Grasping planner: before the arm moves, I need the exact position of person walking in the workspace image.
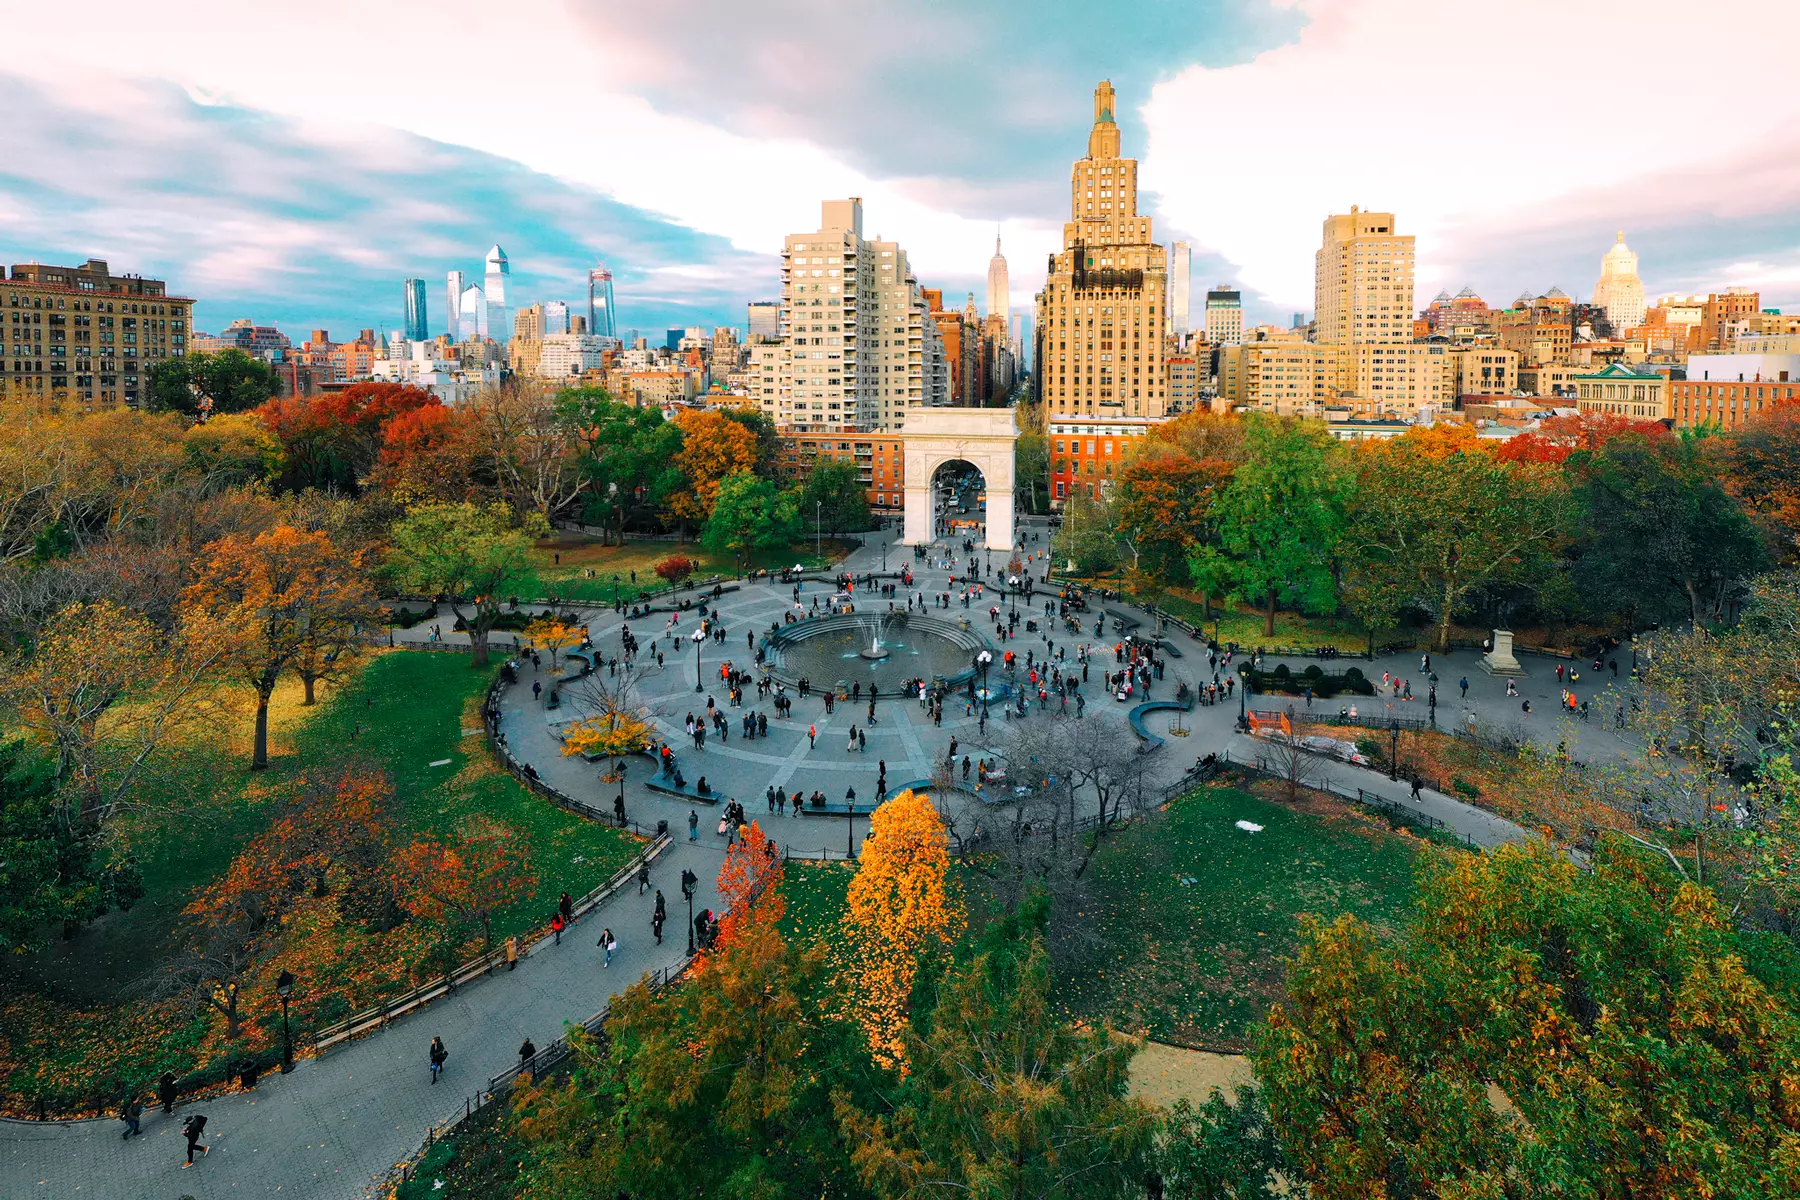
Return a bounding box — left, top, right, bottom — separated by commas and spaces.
599, 926, 617, 967
518, 1038, 536, 1068
1459, 676, 1469, 701
688, 808, 699, 841
119, 1095, 143, 1139
181, 1113, 208, 1166
808, 723, 817, 748
1411, 774, 1423, 802
551, 911, 565, 944
429, 1036, 448, 1084
505, 935, 519, 971
558, 891, 573, 927
637, 862, 651, 894
157, 1071, 177, 1115
653, 889, 667, 945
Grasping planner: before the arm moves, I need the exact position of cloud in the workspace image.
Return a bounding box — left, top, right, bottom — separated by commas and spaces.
0, 73, 770, 339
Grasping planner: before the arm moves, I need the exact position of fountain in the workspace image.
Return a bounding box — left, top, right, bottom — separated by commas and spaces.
859, 615, 892, 660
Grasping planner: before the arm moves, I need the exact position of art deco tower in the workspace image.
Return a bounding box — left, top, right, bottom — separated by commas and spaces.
1034, 81, 1169, 418
1592, 231, 1646, 334
986, 230, 1009, 320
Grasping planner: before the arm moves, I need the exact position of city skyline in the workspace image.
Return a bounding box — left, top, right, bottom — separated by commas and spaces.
4, 1, 1799, 340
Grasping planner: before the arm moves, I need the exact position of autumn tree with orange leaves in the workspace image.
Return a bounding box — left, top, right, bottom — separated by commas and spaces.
667, 409, 758, 535
366, 402, 489, 505
392, 816, 538, 953
839, 790, 964, 1073
713, 820, 783, 949
179, 525, 379, 769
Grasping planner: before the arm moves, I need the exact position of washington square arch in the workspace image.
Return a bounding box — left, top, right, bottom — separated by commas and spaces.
899, 407, 1019, 552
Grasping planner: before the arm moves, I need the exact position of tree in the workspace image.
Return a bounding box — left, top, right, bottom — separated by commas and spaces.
2, 599, 217, 822
1157, 1087, 1292, 1200
1016, 431, 1050, 515
0, 740, 136, 954
1495, 410, 1672, 466
839, 904, 1159, 1198
179, 525, 378, 769
1253, 838, 1800, 1199
1190, 417, 1351, 636
1726, 400, 1800, 562
798, 457, 870, 538
654, 553, 696, 588
257, 382, 438, 492
1572, 434, 1767, 627
472, 380, 586, 522
1113, 447, 1235, 589
387, 501, 545, 668
1346, 440, 1569, 650
181, 411, 282, 490
366, 402, 489, 506
523, 616, 582, 671
392, 816, 538, 952
702, 470, 799, 576
839, 789, 964, 1072
1055, 487, 1121, 576
561, 389, 684, 544
668, 410, 759, 535
147, 349, 279, 417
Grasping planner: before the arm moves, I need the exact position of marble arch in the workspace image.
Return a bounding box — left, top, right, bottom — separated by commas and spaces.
899, 407, 1019, 552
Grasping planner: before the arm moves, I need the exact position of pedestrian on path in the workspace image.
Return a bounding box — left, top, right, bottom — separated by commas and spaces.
599, 927, 617, 966
118, 1096, 143, 1139
1459, 676, 1468, 700
808, 723, 817, 747
637, 862, 651, 893
505, 935, 519, 971
688, 809, 699, 840
551, 912, 565, 944
559, 891, 573, 925
1411, 775, 1423, 802
518, 1038, 536, 1068
157, 1072, 177, 1115
181, 1114, 208, 1166
614, 794, 627, 827
429, 1037, 448, 1084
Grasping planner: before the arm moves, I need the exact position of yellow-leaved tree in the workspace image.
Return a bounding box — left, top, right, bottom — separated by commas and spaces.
839, 789, 964, 1073
559, 704, 654, 760
523, 616, 582, 671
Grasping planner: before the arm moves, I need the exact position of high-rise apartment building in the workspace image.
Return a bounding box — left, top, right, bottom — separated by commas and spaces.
986, 233, 1010, 321
747, 300, 781, 341
1314, 208, 1415, 346
587, 265, 616, 341
483, 246, 510, 345
543, 300, 569, 336
446, 271, 465, 340
1036, 80, 1170, 420
1701, 289, 1760, 352
458, 285, 485, 341
1169, 241, 1190, 334
2, 258, 193, 407
1204, 285, 1243, 346
1592, 232, 1645, 336
403, 278, 429, 342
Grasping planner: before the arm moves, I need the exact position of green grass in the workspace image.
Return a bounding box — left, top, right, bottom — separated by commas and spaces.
1057, 576, 1393, 652
779, 860, 855, 946
520, 536, 856, 604
1061, 785, 1421, 1048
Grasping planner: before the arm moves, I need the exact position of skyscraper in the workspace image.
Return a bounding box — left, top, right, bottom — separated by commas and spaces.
1169, 241, 1190, 335
1314, 208, 1415, 346
403, 278, 429, 342
458, 284, 485, 341
747, 300, 780, 341
543, 300, 569, 336
986, 231, 1010, 320
587, 264, 617, 341
1592, 231, 1646, 335
1036, 81, 1170, 418
446, 270, 465, 339
483, 246, 510, 344
1204, 286, 1243, 346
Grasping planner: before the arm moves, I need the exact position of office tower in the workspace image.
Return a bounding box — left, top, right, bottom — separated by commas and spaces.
446, 270, 465, 339
542, 300, 569, 336
403, 278, 429, 342
748, 300, 781, 341
1591, 232, 1646, 336
483, 246, 510, 344
986, 231, 1010, 321
0, 257, 193, 408
1034, 81, 1170, 419
1204, 285, 1243, 347
1169, 240, 1190, 334
458, 284, 485, 341
1314, 208, 1415, 345
587, 264, 616, 340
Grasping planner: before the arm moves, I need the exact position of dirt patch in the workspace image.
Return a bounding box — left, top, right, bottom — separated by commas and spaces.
1128, 1040, 1255, 1109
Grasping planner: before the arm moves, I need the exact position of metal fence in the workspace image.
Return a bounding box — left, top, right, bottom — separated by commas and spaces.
1224, 746, 1479, 850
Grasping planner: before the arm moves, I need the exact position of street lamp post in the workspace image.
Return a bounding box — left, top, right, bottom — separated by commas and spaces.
681, 868, 697, 955
848, 812, 855, 860
275, 970, 295, 1073
1238, 668, 1249, 731
1389, 719, 1400, 782
815, 501, 822, 558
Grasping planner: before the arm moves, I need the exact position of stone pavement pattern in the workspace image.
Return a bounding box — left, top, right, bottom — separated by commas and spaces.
1, 518, 1576, 1198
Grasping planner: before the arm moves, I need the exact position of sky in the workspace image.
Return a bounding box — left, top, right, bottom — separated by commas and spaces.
3, 0, 1799, 343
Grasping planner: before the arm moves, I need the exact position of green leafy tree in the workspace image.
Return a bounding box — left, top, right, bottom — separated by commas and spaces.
799, 457, 871, 539
1346, 442, 1570, 650
702, 470, 799, 575
1189, 417, 1351, 636
147, 349, 280, 417
1573, 434, 1767, 627
387, 501, 546, 667
838, 902, 1159, 1200
1016, 431, 1050, 515
560, 388, 683, 544
1254, 838, 1800, 1200
1157, 1087, 1292, 1200
0, 741, 130, 953
1054, 487, 1121, 576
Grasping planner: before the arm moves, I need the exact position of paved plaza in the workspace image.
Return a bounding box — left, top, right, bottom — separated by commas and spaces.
1, 518, 1628, 1199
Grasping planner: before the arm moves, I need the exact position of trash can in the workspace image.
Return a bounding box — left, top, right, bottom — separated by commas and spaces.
656, 819, 669, 838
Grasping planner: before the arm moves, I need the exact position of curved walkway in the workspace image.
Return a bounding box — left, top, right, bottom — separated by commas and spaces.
0, 518, 1543, 1198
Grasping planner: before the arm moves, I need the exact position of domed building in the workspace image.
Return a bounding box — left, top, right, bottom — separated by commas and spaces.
1592, 231, 1646, 335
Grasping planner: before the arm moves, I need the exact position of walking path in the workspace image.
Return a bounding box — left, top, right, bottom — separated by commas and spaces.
0, 517, 1557, 1198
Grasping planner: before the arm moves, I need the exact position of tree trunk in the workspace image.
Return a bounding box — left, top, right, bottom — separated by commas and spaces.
470, 625, 491, 668
300, 672, 318, 706
252, 693, 272, 771
1686, 578, 1705, 629
1265, 588, 1278, 637
1437, 582, 1456, 653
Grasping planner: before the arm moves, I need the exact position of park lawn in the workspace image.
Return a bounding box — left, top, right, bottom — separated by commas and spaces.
1057, 575, 1396, 653
1059, 784, 1424, 1050
521, 535, 856, 604
779, 859, 856, 947
0, 650, 638, 1113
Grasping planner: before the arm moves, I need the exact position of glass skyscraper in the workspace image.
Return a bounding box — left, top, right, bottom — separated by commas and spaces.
587, 264, 616, 341
483, 246, 510, 344
403, 278, 428, 341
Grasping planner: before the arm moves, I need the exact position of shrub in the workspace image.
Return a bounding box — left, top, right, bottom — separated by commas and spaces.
1356, 737, 1382, 761
1302, 664, 1324, 681
1452, 776, 1481, 800
1272, 663, 1291, 680
1344, 666, 1366, 683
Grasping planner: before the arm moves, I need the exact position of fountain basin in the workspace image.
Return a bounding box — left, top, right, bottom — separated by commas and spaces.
763, 613, 991, 687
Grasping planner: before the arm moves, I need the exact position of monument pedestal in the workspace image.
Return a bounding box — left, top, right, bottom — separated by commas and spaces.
1479, 629, 1526, 677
